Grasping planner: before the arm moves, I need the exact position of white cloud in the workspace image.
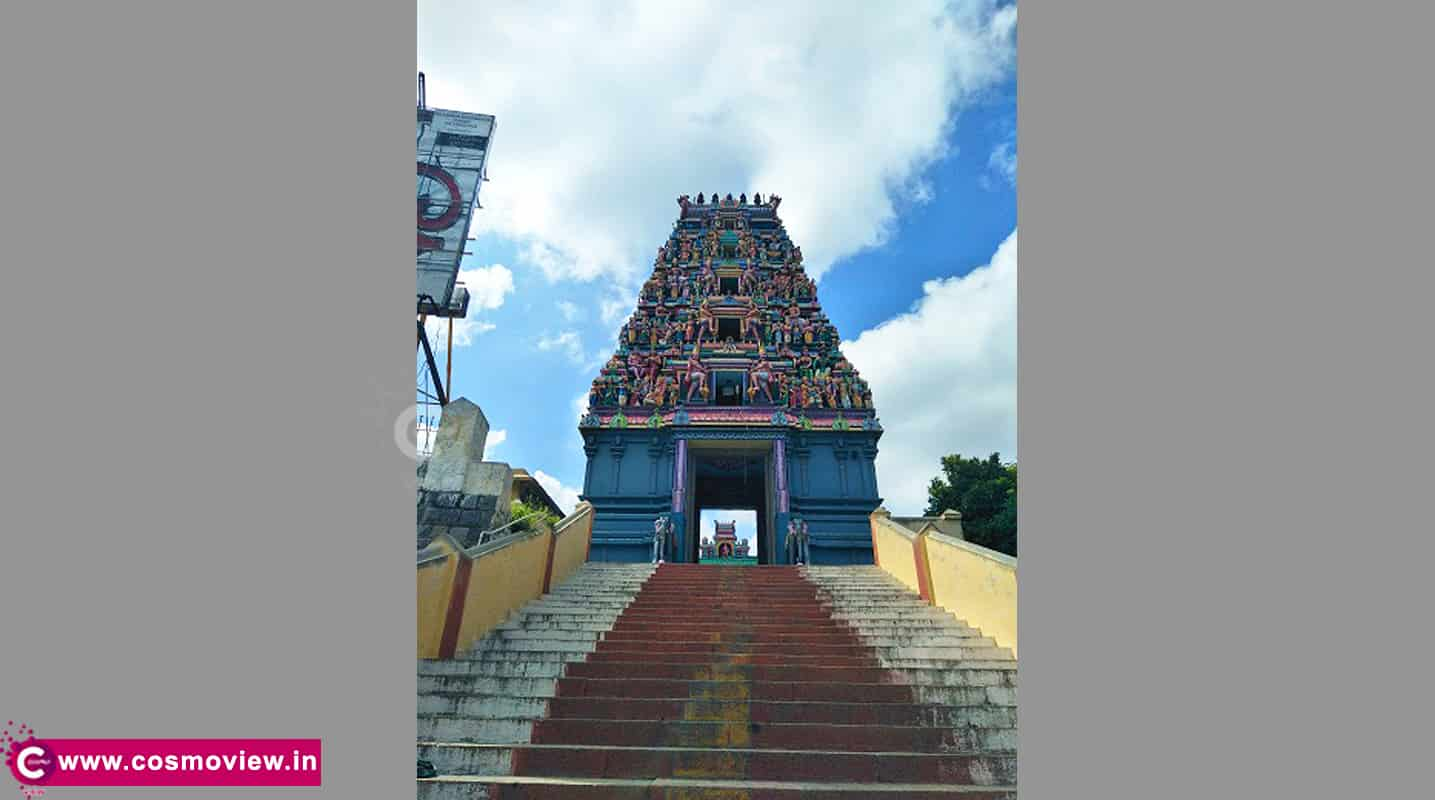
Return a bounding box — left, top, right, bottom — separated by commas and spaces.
423, 315, 496, 350
556, 300, 582, 322
486, 429, 507, 451
536, 330, 586, 365
841, 228, 1016, 515
533, 469, 582, 516
421, 263, 513, 349
599, 292, 633, 327
419, 1, 1016, 286
985, 140, 1017, 189
460, 263, 515, 311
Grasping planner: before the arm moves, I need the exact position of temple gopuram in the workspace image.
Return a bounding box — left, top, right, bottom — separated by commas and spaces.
701, 520, 751, 560
578, 192, 883, 564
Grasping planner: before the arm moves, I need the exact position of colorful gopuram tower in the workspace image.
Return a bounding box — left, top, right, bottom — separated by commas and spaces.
578, 193, 883, 564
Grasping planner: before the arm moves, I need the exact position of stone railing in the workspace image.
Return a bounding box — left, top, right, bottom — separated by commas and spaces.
417, 501, 595, 659
869, 507, 1017, 656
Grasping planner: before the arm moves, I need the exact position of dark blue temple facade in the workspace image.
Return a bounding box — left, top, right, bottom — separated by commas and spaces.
578, 193, 882, 565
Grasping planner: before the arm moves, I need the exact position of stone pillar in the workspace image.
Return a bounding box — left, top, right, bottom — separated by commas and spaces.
773, 438, 791, 565
773, 438, 789, 513
670, 438, 688, 561
672, 439, 688, 513
421, 398, 490, 492
416, 397, 513, 549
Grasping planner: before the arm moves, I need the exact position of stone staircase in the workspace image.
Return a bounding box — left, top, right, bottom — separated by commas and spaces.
418, 563, 656, 790
418, 562, 1017, 798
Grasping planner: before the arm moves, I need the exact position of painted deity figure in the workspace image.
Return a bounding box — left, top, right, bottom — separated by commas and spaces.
748, 355, 775, 404
699, 259, 718, 296
785, 517, 811, 564
653, 514, 673, 563
644, 374, 671, 407
627, 350, 647, 382
740, 262, 759, 295
683, 353, 709, 402
741, 301, 763, 342
698, 298, 718, 337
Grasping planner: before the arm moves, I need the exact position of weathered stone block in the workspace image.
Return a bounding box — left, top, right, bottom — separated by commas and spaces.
463, 461, 512, 501
421, 398, 491, 493
423, 507, 461, 527
459, 494, 482, 511
433, 491, 462, 509
417, 525, 449, 549
458, 509, 485, 527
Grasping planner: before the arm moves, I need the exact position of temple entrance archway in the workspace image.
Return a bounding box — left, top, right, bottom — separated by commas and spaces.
682, 441, 775, 564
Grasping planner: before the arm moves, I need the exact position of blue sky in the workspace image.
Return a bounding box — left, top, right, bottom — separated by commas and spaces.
418, 1, 1017, 515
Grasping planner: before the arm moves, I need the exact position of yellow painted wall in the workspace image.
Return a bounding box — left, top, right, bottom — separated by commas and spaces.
870, 515, 923, 596
453, 529, 551, 654
925, 533, 1017, 656
416, 542, 459, 659
549, 504, 594, 591
416, 502, 601, 660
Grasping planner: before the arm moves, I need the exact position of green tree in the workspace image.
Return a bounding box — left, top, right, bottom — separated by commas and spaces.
925, 452, 1017, 557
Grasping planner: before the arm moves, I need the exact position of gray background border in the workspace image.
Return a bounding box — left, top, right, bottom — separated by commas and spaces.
1022, 3, 1430, 796
0, 1, 414, 797
1, 1, 1430, 798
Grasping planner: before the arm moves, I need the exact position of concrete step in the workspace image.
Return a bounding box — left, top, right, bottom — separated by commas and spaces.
560, 659, 1017, 689
564, 662, 903, 683
508, 613, 636, 625
521, 600, 634, 611
470, 641, 1012, 661
418, 691, 547, 718
555, 677, 930, 704
416, 742, 512, 776
530, 718, 1011, 753
418, 674, 558, 697
880, 659, 1022, 676
512, 743, 1015, 783
579, 652, 884, 668
543, 697, 1018, 729
422, 659, 569, 678
418, 715, 534, 744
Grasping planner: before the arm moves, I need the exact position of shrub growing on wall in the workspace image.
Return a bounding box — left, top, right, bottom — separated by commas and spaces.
509, 498, 562, 533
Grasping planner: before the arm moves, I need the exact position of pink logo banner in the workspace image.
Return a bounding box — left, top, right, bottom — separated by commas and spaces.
7, 738, 321, 788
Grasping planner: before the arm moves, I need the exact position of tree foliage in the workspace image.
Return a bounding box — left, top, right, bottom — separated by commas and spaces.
925, 452, 1017, 556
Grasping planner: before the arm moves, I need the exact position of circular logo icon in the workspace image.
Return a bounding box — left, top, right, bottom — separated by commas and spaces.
8, 738, 57, 785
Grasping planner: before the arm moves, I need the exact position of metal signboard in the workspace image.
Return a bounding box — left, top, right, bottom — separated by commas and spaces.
417, 107, 495, 316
